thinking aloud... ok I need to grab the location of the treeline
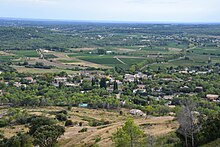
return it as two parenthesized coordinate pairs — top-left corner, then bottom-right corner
(2, 23), (219, 51)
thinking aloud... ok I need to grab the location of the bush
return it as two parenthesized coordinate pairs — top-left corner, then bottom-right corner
(56, 113), (67, 121)
(65, 120), (73, 126)
(0, 118), (9, 128)
(0, 133), (34, 147)
(89, 119), (110, 127)
(59, 110), (68, 115)
(79, 122), (83, 126)
(95, 136), (101, 143)
(78, 128), (88, 133)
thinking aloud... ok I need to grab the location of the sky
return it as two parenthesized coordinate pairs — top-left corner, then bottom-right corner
(0, 0), (220, 23)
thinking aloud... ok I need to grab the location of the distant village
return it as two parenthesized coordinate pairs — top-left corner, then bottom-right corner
(1, 64), (219, 109)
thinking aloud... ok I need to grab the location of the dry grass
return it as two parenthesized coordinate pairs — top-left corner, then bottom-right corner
(0, 107), (178, 147)
(0, 125), (29, 138)
(58, 108), (177, 147)
(11, 65), (79, 74)
(168, 48), (182, 52)
(113, 48), (137, 52)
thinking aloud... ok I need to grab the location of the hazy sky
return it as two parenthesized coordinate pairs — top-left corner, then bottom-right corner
(0, 0), (220, 22)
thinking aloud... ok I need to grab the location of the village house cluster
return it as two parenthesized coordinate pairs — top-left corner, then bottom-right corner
(1, 65), (220, 110)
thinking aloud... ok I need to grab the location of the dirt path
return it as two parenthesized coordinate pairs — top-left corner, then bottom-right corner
(115, 58), (127, 65)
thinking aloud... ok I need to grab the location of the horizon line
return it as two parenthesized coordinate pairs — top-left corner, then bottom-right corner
(1, 17), (220, 25)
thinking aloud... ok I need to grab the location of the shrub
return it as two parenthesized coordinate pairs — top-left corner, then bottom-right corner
(78, 128), (88, 133)
(0, 118), (9, 128)
(56, 113), (67, 121)
(95, 136), (101, 143)
(65, 120), (73, 126)
(89, 119), (110, 127)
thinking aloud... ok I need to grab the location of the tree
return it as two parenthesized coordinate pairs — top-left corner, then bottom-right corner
(100, 78), (107, 89)
(113, 80), (118, 91)
(92, 77), (96, 87)
(113, 128), (129, 147)
(33, 125), (65, 147)
(145, 105), (155, 115)
(113, 118), (144, 147)
(81, 80), (93, 91)
(0, 133), (34, 147)
(97, 49), (105, 55)
(29, 116), (56, 135)
(176, 98), (202, 147)
(194, 112), (220, 146)
(56, 113), (67, 121)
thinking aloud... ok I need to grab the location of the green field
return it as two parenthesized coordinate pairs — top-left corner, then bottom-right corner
(12, 50), (39, 57)
(120, 58), (146, 66)
(148, 59), (207, 70)
(192, 47), (220, 55)
(0, 55), (17, 62)
(80, 57), (122, 64)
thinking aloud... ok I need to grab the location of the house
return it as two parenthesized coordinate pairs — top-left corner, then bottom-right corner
(133, 85), (146, 94)
(163, 95), (175, 100)
(24, 77), (35, 84)
(41, 49), (50, 53)
(124, 74), (135, 82)
(120, 100), (126, 106)
(65, 83), (80, 87)
(179, 71), (188, 74)
(165, 101), (172, 106)
(107, 85), (114, 93)
(106, 51), (112, 54)
(130, 109), (146, 117)
(116, 94), (121, 99)
(180, 86), (190, 93)
(134, 72), (148, 80)
(137, 85), (145, 89)
(14, 82), (27, 88)
(54, 77), (67, 83)
(161, 78), (176, 82)
(196, 71), (207, 74)
(108, 77), (115, 83)
(206, 94), (219, 101)
(189, 70), (196, 74)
